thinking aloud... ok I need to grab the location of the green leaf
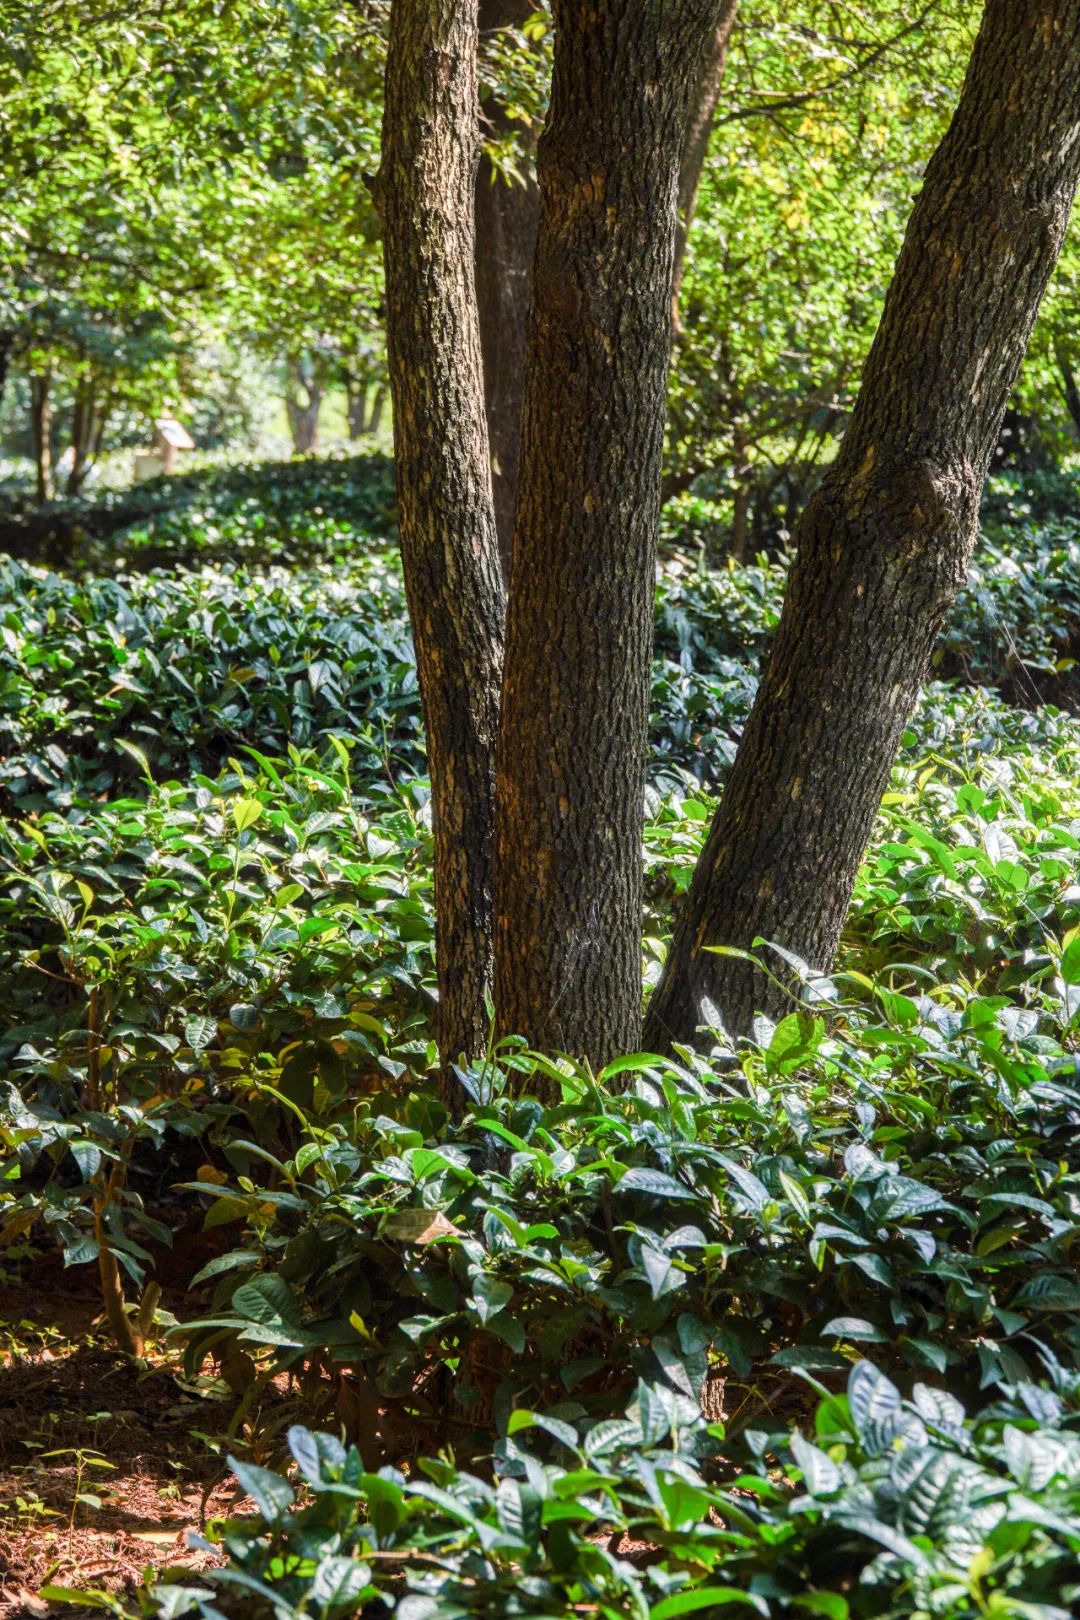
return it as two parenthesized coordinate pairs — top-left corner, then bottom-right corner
(652, 1590), (767, 1618)
(597, 1052), (666, 1082)
(60, 1229), (100, 1267)
(508, 1410), (580, 1451)
(184, 1014), (216, 1054)
(717, 1155), (770, 1211)
(821, 1317), (887, 1343)
(229, 1457), (294, 1521)
(188, 1249), (260, 1288)
(847, 1362), (904, 1454)
(38, 1590), (115, 1610)
(232, 798), (264, 833)
(1012, 1273), (1080, 1312)
(789, 1431), (841, 1496)
(617, 1167), (697, 1200)
(471, 1274), (513, 1324)
(310, 1556), (372, 1610)
(116, 738), (153, 781)
(766, 1013), (824, 1074)
(232, 1273), (303, 1331)
(1060, 936), (1080, 984)
(792, 1596), (849, 1619)
(779, 1169), (811, 1221)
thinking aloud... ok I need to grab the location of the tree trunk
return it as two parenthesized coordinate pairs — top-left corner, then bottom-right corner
(1056, 345), (1080, 438)
(645, 0), (1080, 1050)
(347, 379), (388, 440)
(671, 0), (738, 333)
(285, 357), (323, 453)
(378, 0), (505, 1084)
(493, 0), (728, 1068)
(474, 0), (542, 577)
(68, 374), (101, 495)
(0, 331), (13, 414)
(69, 375), (89, 494)
(730, 480), (750, 562)
(30, 367), (52, 504)
(345, 370), (367, 438)
(368, 384), (387, 438)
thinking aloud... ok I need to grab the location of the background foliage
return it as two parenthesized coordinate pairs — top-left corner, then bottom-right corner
(3, 0), (1080, 1614)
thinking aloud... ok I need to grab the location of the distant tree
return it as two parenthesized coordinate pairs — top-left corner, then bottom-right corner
(0, 1), (386, 496)
(671, 0), (738, 334)
(284, 354), (326, 455)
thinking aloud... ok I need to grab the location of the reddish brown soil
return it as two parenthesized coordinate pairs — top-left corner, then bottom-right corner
(0, 1277), (257, 1617)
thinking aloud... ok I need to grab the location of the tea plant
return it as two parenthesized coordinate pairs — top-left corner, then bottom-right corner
(89, 1361), (1080, 1619)
(5, 461), (1080, 1618)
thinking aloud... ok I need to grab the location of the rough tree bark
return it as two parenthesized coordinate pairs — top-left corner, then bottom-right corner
(645, 0), (1080, 1049)
(493, 0), (728, 1068)
(671, 0), (738, 333)
(474, 0), (542, 577)
(378, 0), (505, 1084)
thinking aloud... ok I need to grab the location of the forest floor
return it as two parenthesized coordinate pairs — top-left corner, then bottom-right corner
(0, 1264), (259, 1616)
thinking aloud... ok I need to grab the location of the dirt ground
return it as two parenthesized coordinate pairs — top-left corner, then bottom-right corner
(0, 1260), (813, 1620)
(0, 1272), (254, 1618)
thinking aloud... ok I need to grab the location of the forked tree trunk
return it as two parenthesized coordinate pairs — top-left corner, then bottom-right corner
(493, 0), (727, 1068)
(671, 0), (738, 333)
(285, 357), (323, 453)
(646, 0), (1080, 1049)
(474, 0), (542, 577)
(378, 0), (505, 1084)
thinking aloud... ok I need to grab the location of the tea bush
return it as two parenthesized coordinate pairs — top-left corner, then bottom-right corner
(0, 451), (397, 572)
(0, 555), (421, 810)
(5, 463), (1080, 1618)
(76, 1361), (1080, 1619)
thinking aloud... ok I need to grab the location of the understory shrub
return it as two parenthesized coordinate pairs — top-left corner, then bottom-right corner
(73, 1359), (1080, 1619)
(5, 470), (1080, 1619)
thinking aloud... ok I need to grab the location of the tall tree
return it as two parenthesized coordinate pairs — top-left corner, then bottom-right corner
(474, 0), (543, 575)
(493, 0), (727, 1068)
(645, 0), (1080, 1048)
(377, 0), (506, 1081)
